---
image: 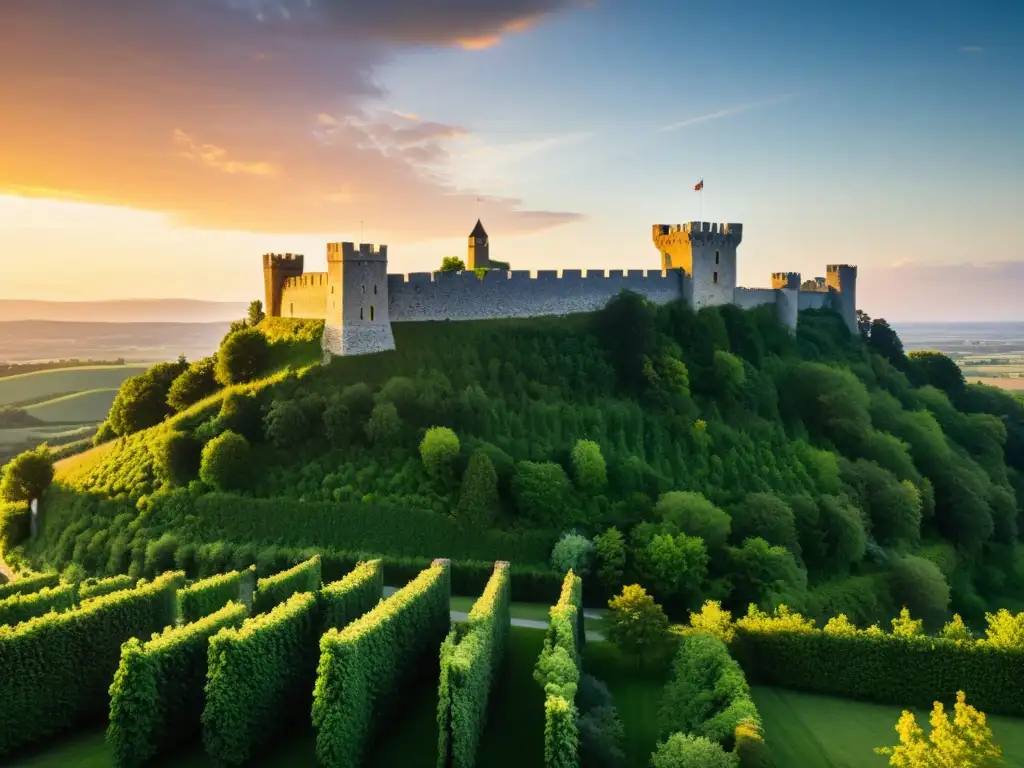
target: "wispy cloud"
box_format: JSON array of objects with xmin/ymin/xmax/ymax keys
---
[
  {"xmin": 658, "ymin": 93, "xmax": 799, "ymax": 133},
  {"xmin": 960, "ymin": 45, "xmax": 985, "ymax": 53}
]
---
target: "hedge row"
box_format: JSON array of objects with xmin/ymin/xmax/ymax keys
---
[
  {"xmin": 178, "ymin": 569, "xmax": 247, "ymax": 624},
  {"xmin": 252, "ymin": 555, "xmax": 322, "ymax": 614},
  {"xmin": 320, "ymin": 559, "xmax": 383, "ymax": 633},
  {"xmin": 189, "ymin": 493, "xmax": 555, "ymax": 565},
  {"xmin": 79, "ymin": 574, "xmax": 137, "ymax": 601},
  {"xmin": 180, "ymin": 539, "xmax": 563, "ymax": 604},
  {"xmin": 0, "ymin": 570, "xmax": 184, "ymax": 756},
  {"xmin": 0, "ymin": 582, "xmax": 78, "ymax": 627},
  {"xmin": 537, "ymin": 570, "xmax": 584, "ymax": 768},
  {"xmin": 0, "ymin": 501, "xmax": 30, "ymax": 557},
  {"xmin": 0, "ymin": 571, "xmax": 58, "ymax": 601},
  {"xmin": 731, "ymin": 606, "xmax": 1024, "ymax": 716},
  {"xmin": 437, "ymin": 561, "xmax": 511, "ymax": 768},
  {"xmin": 313, "ymin": 558, "xmax": 452, "ymax": 768},
  {"xmin": 658, "ymin": 632, "xmax": 771, "ymax": 767},
  {"xmin": 107, "ymin": 601, "xmax": 247, "ymax": 768},
  {"xmin": 202, "ymin": 591, "xmax": 321, "ymax": 766}
]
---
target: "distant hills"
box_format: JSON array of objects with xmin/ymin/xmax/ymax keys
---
[{"xmin": 0, "ymin": 300, "xmax": 249, "ymax": 324}]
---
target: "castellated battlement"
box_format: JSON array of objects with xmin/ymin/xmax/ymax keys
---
[
  {"xmin": 283, "ymin": 272, "xmax": 328, "ymax": 289},
  {"xmin": 826, "ymin": 264, "xmax": 857, "ymax": 274},
  {"xmin": 327, "ymin": 242, "xmax": 388, "ymax": 262},
  {"xmin": 263, "ymin": 253, "xmax": 305, "ymax": 270},
  {"xmin": 652, "ymin": 221, "xmax": 743, "ymax": 246},
  {"xmin": 386, "ymin": 268, "xmax": 675, "ymax": 285},
  {"xmin": 771, "ymin": 272, "xmax": 802, "ymax": 290}
]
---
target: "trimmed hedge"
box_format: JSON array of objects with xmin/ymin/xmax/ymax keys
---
[
  {"xmin": 0, "ymin": 570, "xmax": 184, "ymax": 756},
  {"xmin": 731, "ymin": 606, "xmax": 1024, "ymax": 716},
  {"xmin": 79, "ymin": 574, "xmax": 137, "ymax": 601},
  {"xmin": 437, "ymin": 560, "xmax": 511, "ymax": 768},
  {"xmin": 0, "ymin": 582, "xmax": 78, "ymax": 626},
  {"xmin": 536, "ymin": 570, "xmax": 584, "ymax": 768},
  {"xmin": 0, "ymin": 501, "xmax": 30, "ymax": 556},
  {"xmin": 178, "ymin": 569, "xmax": 246, "ymax": 623},
  {"xmin": 313, "ymin": 558, "xmax": 452, "ymax": 768},
  {"xmin": 0, "ymin": 571, "xmax": 59, "ymax": 601},
  {"xmin": 107, "ymin": 601, "xmax": 247, "ymax": 768},
  {"xmin": 251, "ymin": 555, "xmax": 321, "ymax": 614},
  {"xmin": 202, "ymin": 591, "xmax": 321, "ymax": 766},
  {"xmin": 320, "ymin": 559, "xmax": 383, "ymax": 633},
  {"xmin": 188, "ymin": 493, "xmax": 554, "ymax": 565},
  {"xmin": 182, "ymin": 539, "xmax": 564, "ymax": 604}
]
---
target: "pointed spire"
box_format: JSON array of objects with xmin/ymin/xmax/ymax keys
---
[{"xmin": 470, "ymin": 219, "xmax": 487, "ymax": 238}]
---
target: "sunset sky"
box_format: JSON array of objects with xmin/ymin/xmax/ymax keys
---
[{"xmin": 1, "ymin": 0, "xmax": 1021, "ymax": 321}]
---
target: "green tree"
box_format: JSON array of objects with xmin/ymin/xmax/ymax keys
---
[
  {"xmin": 365, "ymin": 401, "xmax": 402, "ymax": 447},
  {"xmin": 889, "ymin": 554, "xmax": 950, "ymax": 627},
  {"xmin": 215, "ymin": 327, "xmax": 270, "ymax": 385},
  {"xmin": 571, "ymin": 439, "xmax": 607, "ymax": 493},
  {"xmin": 729, "ymin": 492, "xmax": 799, "ymax": 552},
  {"xmin": 248, "ymin": 300, "xmax": 265, "ymax": 326},
  {"xmin": 0, "ymin": 445, "xmax": 54, "ymax": 502},
  {"xmin": 655, "ymin": 491, "xmax": 731, "ymax": 551},
  {"xmin": 151, "ymin": 430, "xmax": 201, "ymax": 486},
  {"xmin": 264, "ymin": 396, "xmax": 324, "ymax": 450},
  {"xmin": 167, "ymin": 356, "xmax": 219, "ymax": 412},
  {"xmin": 842, "ymin": 459, "xmax": 922, "ymax": 545},
  {"xmin": 712, "ymin": 350, "xmax": 746, "ymax": 400},
  {"xmin": 875, "ymin": 691, "xmax": 1002, "ymax": 768},
  {"xmin": 650, "ymin": 734, "xmax": 736, "ymax": 768},
  {"xmin": 605, "ymin": 585, "xmax": 670, "ymax": 667},
  {"xmin": 594, "ymin": 527, "xmax": 627, "ymax": 593},
  {"xmin": 216, "ymin": 391, "xmax": 263, "ymax": 442},
  {"xmin": 108, "ymin": 373, "xmax": 171, "ymax": 436},
  {"xmin": 908, "ymin": 350, "xmax": 966, "ymax": 400},
  {"xmin": 199, "ymin": 430, "xmax": 250, "ymax": 492},
  {"xmin": 440, "ymin": 256, "xmax": 466, "ymax": 272},
  {"xmin": 456, "ymin": 449, "xmax": 499, "ymax": 527},
  {"xmin": 551, "ymin": 533, "xmax": 594, "ymax": 576},
  {"xmin": 512, "ymin": 461, "xmax": 573, "ymax": 528},
  {"xmin": 727, "ymin": 537, "xmax": 805, "ymax": 611},
  {"xmin": 818, "ymin": 495, "xmax": 867, "ymax": 572},
  {"xmin": 636, "ymin": 533, "xmax": 708, "ymax": 609},
  {"xmin": 419, "ymin": 426, "xmax": 461, "ymax": 486},
  {"xmin": 868, "ymin": 319, "xmax": 907, "ymax": 369}
]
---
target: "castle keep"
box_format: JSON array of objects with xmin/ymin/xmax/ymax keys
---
[{"xmin": 262, "ymin": 220, "xmax": 857, "ymax": 358}]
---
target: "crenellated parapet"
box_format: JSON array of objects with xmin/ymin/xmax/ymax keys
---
[
  {"xmin": 652, "ymin": 221, "xmax": 743, "ymax": 249},
  {"xmin": 771, "ymin": 272, "xmax": 802, "ymax": 290},
  {"xmin": 327, "ymin": 242, "xmax": 388, "ymax": 262},
  {"xmin": 825, "ymin": 264, "xmax": 858, "ymax": 333},
  {"xmin": 263, "ymin": 252, "xmax": 306, "ymax": 318}
]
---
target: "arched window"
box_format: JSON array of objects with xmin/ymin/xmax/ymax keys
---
[{"xmin": 370, "ymin": 305, "xmax": 375, "ymax": 321}]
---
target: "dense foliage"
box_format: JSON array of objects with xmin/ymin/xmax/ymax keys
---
[
  {"xmin": 202, "ymin": 591, "xmax": 320, "ymax": 766},
  {"xmin": 0, "ymin": 569, "xmax": 56, "ymax": 600},
  {"xmin": 437, "ymin": 560, "xmax": 511, "ymax": 768},
  {"xmin": 0, "ymin": 501, "xmax": 30, "ymax": 557},
  {"xmin": 79, "ymin": 574, "xmax": 137, "ymax": 601},
  {"xmin": 177, "ymin": 569, "xmax": 246, "ymax": 623},
  {"xmin": 106, "ymin": 601, "xmax": 247, "ymax": 767},
  {"xmin": 0, "ymin": 444, "xmax": 54, "ymax": 502},
  {"xmin": 251, "ymin": 554, "xmax": 322, "ymax": 614},
  {"xmin": 0, "ymin": 581, "xmax": 77, "ymax": 626},
  {"xmin": 0, "ymin": 571, "xmax": 183, "ymax": 756},
  {"xmin": 319, "ymin": 559, "xmax": 383, "ymax": 634},
  {"xmin": 312, "ymin": 560, "xmax": 451, "ymax": 768}
]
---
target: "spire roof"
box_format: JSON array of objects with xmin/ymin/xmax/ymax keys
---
[{"xmin": 470, "ymin": 219, "xmax": 487, "ymax": 238}]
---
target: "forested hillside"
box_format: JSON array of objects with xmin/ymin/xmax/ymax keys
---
[{"xmin": 4, "ymin": 294, "xmax": 1024, "ymax": 629}]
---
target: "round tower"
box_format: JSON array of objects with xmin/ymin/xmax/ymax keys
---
[
  {"xmin": 323, "ymin": 242, "xmax": 396, "ymax": 357},
  {"xmin": 826, "ymin": 264, "xmax": 858, "ymax": 334}
]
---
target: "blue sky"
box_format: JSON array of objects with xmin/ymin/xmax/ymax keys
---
[{"xmin": 0, "ymin": 0, "xmax": 1021, "ymax": 319}]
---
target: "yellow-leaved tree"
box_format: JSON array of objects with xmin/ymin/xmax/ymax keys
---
[{"xmin": 875, "ymin": 691, "xmax": 1003, "ymax": 767}]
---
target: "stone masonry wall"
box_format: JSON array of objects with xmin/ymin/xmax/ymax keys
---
[
  {"xmin": 388, "ymin": 269, "xmax": 687, "ymax": 322},
  {"xmin": 732, "ymin": 287, "xmax": 779, "ymax": 311},
  {"xmin": 280, "ymin": 273, "xmax": 328, "ymax": 320},
  {"xmin": 798, "ymin": 291, "xmax": 831, "ymax": 311}
]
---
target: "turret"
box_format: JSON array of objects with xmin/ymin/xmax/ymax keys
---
[
  {"xmin": 467, "ymin": 219, "xmax": 490, "ymax": 270},
  {"xmin": 771, "ymin": 272, "xmax": 801, "ymax": 290},
  {"xmin": 323, "ymin": 242, "xmax": 395, "ymax": 357},
  {"xmin": 651, "ymin": 221, "xmax": 742, "ymax": 309},
  {"xmin": 826, "ymin": 264, "xmax": 858, "ymax": 334},
  {"xmin": 262, "ymin": 253, "xmax": 304, "ymax": 317}
]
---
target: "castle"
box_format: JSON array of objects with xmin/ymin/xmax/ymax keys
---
[{"xmin": 262, "ymin": 219, "xmax": 857, "ymax": 358}]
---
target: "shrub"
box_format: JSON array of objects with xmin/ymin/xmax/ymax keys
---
[
  {"xmin": 571, "ymin": 439, "xmax": 607, "ymax": 494},
  {"xmin": 202, "ymin": 592, "xmax": 321, "ymax": 766},
  {"xmin": 0, "ymin": 501, "xmax": 31, "ymax": 557},
  {"xmin": 551, "ymin": 532, "xmax": 594, "ymax": 576},
  {"xmin": 650, "ymin": 734, "xmax": 737, "ymax": 768},
  {"xmin": 593, "ymin": 527, "xmax": 626, "ymax": 594},
  {"xmin": 0, "ymin": 571, "xmax": 184, "ymax": 756},
  {"xmin": 252, "ymin": 555, "xmax": 321, "ymax": 614},
  {"xmin": 578, "ymin": 704, "xmax": 626, "ymax": 768},
  {"xmin": 264, "ymin": 396, "xmax": 325, "ymax": 451},
  {"xmin": 106, "ymin": 601, "xmax": 246, "ymax": 767},
  {"xmin": 0, "ymin": 445, "xmax": 54, "ymax": 503},
  {"xmin": 108, "ymin": 374, "xmax": 174, "ymax": 437},
  {"xmin": 0, "ymin": 570, "xmax": 59, "ymax": 601},
  {"xmin": 545, "ymin": 695, "xmax": 580, "ymax": 768},
  {"xmin": 320, "ymin": 559, "xmax": 383, "ymax": 633},
  {"xmin": 152, "ymin": 430, "xmax": 202, "ymax": 486},
  {"xmin": 437, "ymin": 561, "xmax": 511, "ymax": 768},
  {"xmin": 655, "ymin": 491, "xmax": 731, "ymax": 550},
  {"xmin": 365, "ymin": 401, "xmax": 402, "ymax": 446},
  {"xmin": 216, "ymin": 392, "xmax": 264, "ymax": 442},
  {"xmin": 457, "ymin": 450, "xmax": 500, "ymax": 528},
  {"xmin": 420, "ymin": 426, "xmax": 461, "ymax": 486},
  {"xmin": 313, "ymin": 559, "xmax": 451, "ymax": 768},
  {"xmin": 199, "ymin": 431, "xmax": 250, "ymax": 492},
  {"xmin": 733, "ymin": 719, "xmax": 773, "ymax": 768},
  {"xmin": 177, "ymin": 570, "xmax": 244, "ymax": 623},
  {"xmin": 513, "ymin": 461, "xmax": 574, "ymax": 528},
  {"xmin": 215, "ymin": 327, "xmax": 270, "ymax": 386},
  {"xmin": 79, "ymin": 574, "xmax": 137, "ymax": 601},
  {"xmin": 605, "ymin": 584, "xmax": 670, "ymax": 666},
  {"xmin": 167, "ymin": 357, "xmax": 219, "ymax": 412},
  {"xmin": 0, "ymin": 582, "xmax": 77, "ymax": 626}
]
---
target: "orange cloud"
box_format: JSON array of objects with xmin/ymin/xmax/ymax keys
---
[{"xmin": 0, "ymin": 1, "xmax": 588, "ymax": 239}]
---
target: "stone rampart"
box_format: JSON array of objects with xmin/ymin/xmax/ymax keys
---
[
  {"xmin": 387, "ymin": 269, "xmax": 686, "ymax": 322},
  {"xmin": 280, "ymin": 272, "xmax": 328, "ymax": 319},
  {"xmin": 798, "ymin": 291, "xmax": 831, "ymax": 311},
  {"xmin": 732, "ymin": 287, "xmax": 778, "ymax": 311}
]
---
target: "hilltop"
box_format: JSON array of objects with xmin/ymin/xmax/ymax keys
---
[{"xmin": 5, "ymin": 295, "xmax": 1024, "ymax": 629}]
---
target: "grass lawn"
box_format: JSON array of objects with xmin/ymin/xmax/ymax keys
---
[
  {"xmin": 449, "ymin": 595, "xmax": 605, "ymax": 632},
  {"xmin": 583, "ymin": 640, "xmax": 667, "ymax": 767},
  {"xmin": 752, "ymin": 686, "xmax": 1024, "ymax": 768}
]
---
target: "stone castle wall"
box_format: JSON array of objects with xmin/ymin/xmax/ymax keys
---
[
  {"xmin": 280, "ymin": 272, "xmax": 328, "ymax": 320},
  {"xmin": 387, "ymin": 268, "xmax": 687, "ymax": 322},
  {"xmin": 732, "ymin": 287, "xmax": 779, "ymax": 311},
  {"xmin": 798, "ymin": 291, "xmax": 832, "ymax": 311}
]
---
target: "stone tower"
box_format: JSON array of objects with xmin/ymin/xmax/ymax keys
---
[
  {"xmin": 262, "ymin": 253, "xmax": 304, "ymax": 318},
  {"xmin": 467, "ymin": 219, "xmax": 490, "ymax": 270},
  {"xmin": 771, "ymin": 272, "xmax": 801, "ymax": 333},
  {"xmin": 771, "ymin": 272, "xmax": 801, "ymax": 290},
  {"xmin": 652, "ymin": 222, "xmax": 742, "ymax": 309},
  {"xmin": 321, "ymin": 242, "xmax": 396, "ymax": 357},
  {"xmin": 826, "ymin": 264, "xmax": 858, "ymax": 334}
]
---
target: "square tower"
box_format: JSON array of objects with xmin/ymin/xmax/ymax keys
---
[
  {"xmin": 467, "ymin": 219, "xmax": 490, "ymax": 270},
  {"xmin": 323, "ymin": 242, "xmax": 396, "ymax": 357},
  {"xmin": 652, "ymin": 222, "xmax": 742, "ymax": 309}
]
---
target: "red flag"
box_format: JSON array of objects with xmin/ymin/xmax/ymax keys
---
[{"xmin": 694, "ymin": 179, "xmax": 704, "ymax": 191}]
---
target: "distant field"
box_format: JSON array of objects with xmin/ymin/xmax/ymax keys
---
[
  {"xmin": 24, "ymin": 388, "xmax": 120, "ymax": 423},
  {"xmin": 968, "ymin": 377, "xmax": 1024, "ymax": 391},
  {"xmin": 0, "ymin": 365, "xmax": 147, "ymax": 408},
  {"xmin": 0, "ymin": 424, "xmax": 94, "ymax": 447}
]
